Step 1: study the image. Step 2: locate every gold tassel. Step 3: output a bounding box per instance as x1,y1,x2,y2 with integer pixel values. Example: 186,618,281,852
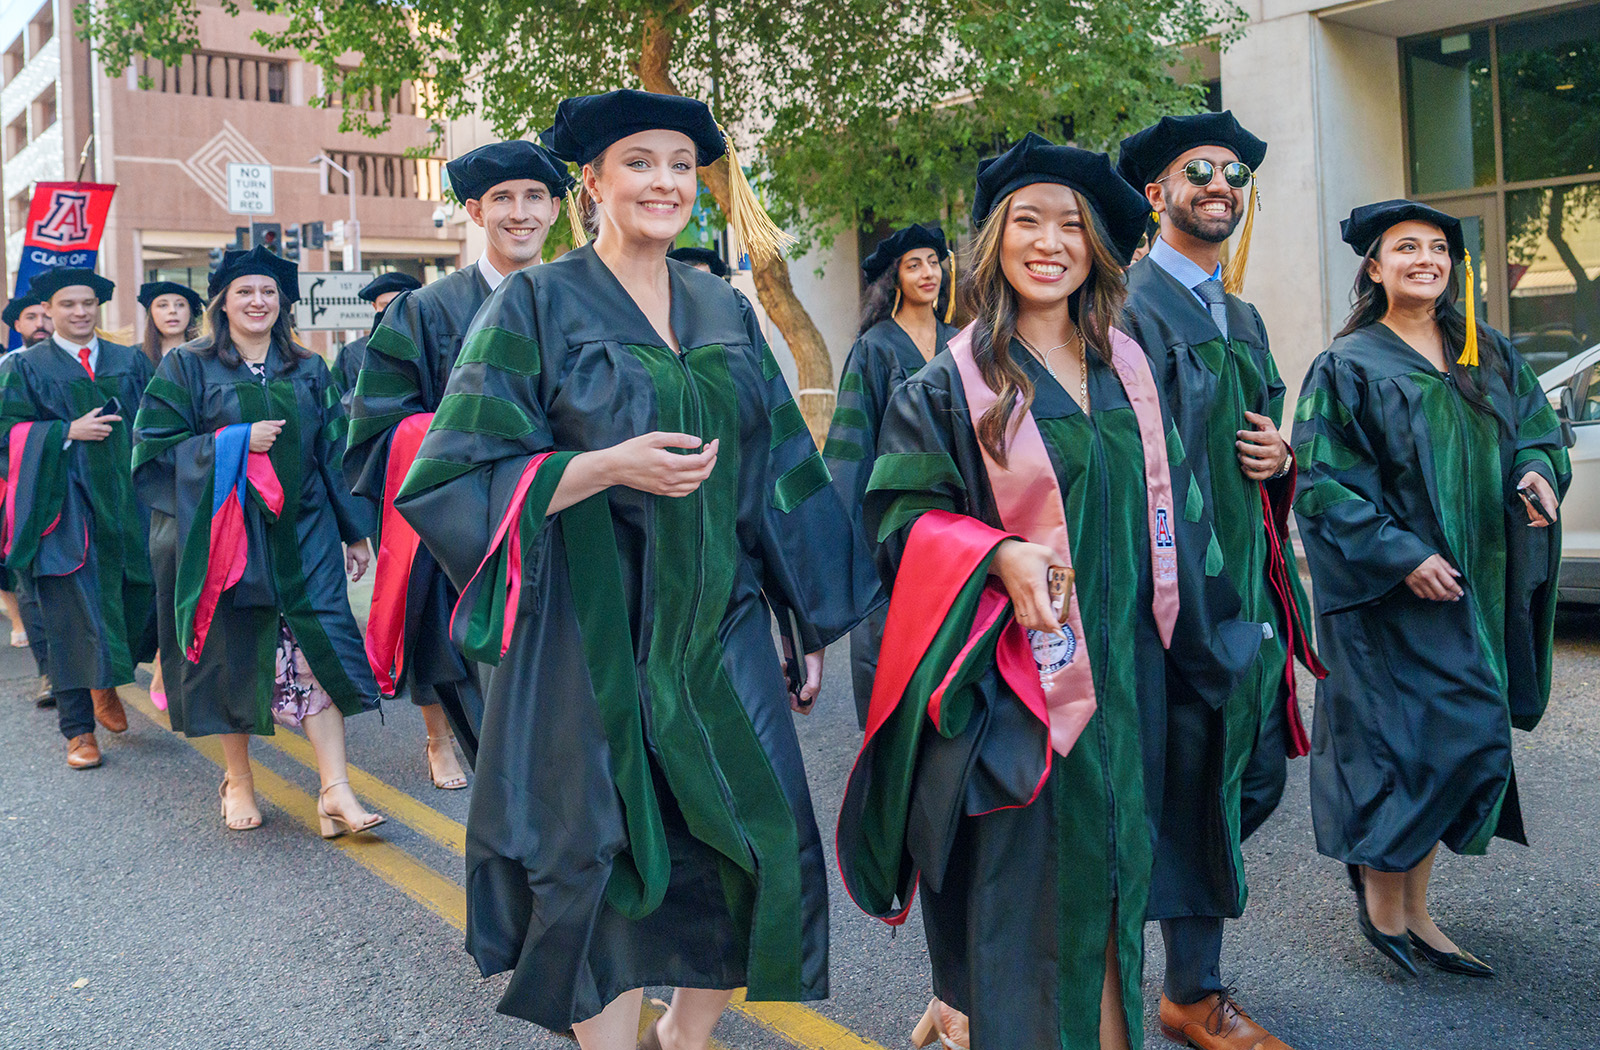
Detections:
719,125,794,267
892,287,901,315
944,252,956,324
565,186,589,248
1459,249,1479,367
1221,182,1257,297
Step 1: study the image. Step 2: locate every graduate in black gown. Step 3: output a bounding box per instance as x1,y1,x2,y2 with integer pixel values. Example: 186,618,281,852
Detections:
1293,201,1567,978
346,140,570,789
1116,112,1322,1049
332,271,421,395
132,247,383,835
835,133,1260,1050
822,222,957,728
393,90,879,1048
666,245,731,278
0,268,155,768
0,291,53,702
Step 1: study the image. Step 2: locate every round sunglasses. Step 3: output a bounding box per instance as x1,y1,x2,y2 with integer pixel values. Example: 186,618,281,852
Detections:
1158,159,1254,189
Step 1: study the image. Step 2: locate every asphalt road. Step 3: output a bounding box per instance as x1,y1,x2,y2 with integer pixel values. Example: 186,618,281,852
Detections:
2,602,1597,1050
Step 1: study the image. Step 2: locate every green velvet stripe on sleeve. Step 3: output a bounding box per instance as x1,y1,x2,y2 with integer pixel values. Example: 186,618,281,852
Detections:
1516,362,1542,397
367,323,420,362
831,405,870,432
839,371,866,394
432,392,536,440
875,491,957,543
143,375,192,407
347,410,412,448
352,369,416,399
866,451,968,496
456,326,541,376
773,450,832,514
823,436,866,462
760,342,782,381
397,456,476,502
1296,432,1362,471
1518,403,1561,442
769,399,808,450
1294,478,1364,518
1294,386,1353,427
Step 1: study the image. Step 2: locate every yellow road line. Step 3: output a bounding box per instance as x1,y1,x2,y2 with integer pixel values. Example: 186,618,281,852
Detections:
125,683,888,1050
259,724,466,854
124,686,466,930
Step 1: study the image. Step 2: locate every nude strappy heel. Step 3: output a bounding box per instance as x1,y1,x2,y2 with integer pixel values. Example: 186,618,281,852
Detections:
316,779,385,838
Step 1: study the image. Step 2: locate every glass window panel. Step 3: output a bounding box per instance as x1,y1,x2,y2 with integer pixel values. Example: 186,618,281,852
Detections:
1404,31,1495,194
1506,185,1600,373
1498,6,1600,182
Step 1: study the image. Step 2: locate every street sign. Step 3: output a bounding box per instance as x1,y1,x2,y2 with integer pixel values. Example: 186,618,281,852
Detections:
227,163,274,215
293,270,375,330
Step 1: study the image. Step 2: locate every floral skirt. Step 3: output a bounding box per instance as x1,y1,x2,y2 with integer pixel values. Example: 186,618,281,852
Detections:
271,619,333,728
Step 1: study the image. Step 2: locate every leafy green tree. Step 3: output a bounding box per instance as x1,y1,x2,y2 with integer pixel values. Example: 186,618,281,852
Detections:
81,0,1238,433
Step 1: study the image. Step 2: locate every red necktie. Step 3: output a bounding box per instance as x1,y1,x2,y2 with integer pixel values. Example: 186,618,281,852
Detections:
77,346,94,380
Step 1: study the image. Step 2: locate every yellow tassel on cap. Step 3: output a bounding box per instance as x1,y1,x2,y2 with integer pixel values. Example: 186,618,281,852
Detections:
719,125,794,267
1458,249,1479,367
565,186,589,248
1221,182,1257,296
944,252,956,324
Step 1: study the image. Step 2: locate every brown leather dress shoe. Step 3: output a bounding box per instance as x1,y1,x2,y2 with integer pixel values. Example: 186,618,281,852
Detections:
91,688,128,733
34,674,55,708
1159,992,1293,1050
67,733,102,769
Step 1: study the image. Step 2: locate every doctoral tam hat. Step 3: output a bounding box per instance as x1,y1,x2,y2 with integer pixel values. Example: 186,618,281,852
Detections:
28,267,115,304
1339,199,1464,258
972,133,1150,265
668,246,731,278
358,271,422,303
208,245,300,305
2,294,40,327
446,139,575,203
861,224,949,283
137,280,204,317
1114,110,1268,191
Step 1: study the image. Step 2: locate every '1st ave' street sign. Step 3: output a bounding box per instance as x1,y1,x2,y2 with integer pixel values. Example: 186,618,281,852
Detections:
227,163,274,216
294,270,375,331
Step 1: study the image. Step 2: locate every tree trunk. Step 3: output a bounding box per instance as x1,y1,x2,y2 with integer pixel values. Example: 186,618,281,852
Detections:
635,11,836,443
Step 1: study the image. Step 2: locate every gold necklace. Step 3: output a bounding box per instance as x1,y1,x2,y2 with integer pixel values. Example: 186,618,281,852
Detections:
1021,332,1089,412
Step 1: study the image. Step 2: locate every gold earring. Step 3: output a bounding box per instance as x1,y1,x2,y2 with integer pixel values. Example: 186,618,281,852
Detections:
892,288,902,314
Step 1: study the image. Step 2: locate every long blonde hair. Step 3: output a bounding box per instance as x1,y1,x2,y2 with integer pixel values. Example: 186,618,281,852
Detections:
960,188,1128,466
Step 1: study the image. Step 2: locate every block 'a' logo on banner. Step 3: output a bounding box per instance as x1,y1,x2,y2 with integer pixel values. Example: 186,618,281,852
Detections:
30,190,95,248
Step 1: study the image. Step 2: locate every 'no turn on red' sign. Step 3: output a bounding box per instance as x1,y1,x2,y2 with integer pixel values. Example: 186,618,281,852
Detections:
227,163,274,216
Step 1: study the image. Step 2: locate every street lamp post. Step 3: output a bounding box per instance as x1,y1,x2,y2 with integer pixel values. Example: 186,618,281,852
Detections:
308,153,360,271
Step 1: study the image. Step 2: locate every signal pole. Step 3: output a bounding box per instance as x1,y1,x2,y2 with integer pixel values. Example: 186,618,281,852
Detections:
308,153,360,271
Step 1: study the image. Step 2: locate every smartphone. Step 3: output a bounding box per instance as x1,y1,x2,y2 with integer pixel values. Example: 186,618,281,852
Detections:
100,395,123,418
1518,487,1555,526
1047,566,1074,623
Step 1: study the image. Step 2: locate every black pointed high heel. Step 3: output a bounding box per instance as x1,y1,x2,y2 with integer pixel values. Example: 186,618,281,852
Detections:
1348,862,1419,976
1408,932,1495,978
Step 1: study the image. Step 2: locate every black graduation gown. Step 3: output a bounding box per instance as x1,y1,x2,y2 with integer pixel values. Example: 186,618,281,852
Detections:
1122,256,1322,920
0,340,156,691
822,316,956,727
345,264,492,745
332,335,368,395
392,246,880,1028
842,348,1260,1049
1292,324,1568,870
131,344,378,736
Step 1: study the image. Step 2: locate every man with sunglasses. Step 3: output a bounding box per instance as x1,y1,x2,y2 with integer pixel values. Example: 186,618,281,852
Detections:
1117,112,1323,1050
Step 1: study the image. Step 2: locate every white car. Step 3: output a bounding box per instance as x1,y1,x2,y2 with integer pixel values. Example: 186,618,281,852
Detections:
1541,343,1600,605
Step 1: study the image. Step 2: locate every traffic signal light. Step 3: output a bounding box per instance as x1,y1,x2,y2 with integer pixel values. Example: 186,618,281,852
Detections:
250,221,283,255
305,221,326,250
284,223,302,262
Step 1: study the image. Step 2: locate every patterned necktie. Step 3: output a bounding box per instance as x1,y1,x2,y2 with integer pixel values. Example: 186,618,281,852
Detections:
77,346,94,379
1195,278,1229,342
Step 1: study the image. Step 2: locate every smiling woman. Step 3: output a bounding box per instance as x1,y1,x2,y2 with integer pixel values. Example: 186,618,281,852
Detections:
391,89,880,1050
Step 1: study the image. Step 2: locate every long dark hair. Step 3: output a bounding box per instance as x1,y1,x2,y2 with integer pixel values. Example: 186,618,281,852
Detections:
195,287,310,370
960,188,1127,466
141,305,199,366
1336,230,1503,421
857,255,953,337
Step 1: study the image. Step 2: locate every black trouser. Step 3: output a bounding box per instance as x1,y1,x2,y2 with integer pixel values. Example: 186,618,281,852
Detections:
13,575,49,677
1165,689,1292,1003
57,687,94,740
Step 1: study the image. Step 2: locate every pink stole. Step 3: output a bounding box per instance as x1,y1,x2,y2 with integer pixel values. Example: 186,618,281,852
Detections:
948,323,1179,756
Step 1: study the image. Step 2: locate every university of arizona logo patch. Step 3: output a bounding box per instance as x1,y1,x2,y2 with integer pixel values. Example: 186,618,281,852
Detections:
1029,624,1076,679
31,191,93,248
1154,507,1175,549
